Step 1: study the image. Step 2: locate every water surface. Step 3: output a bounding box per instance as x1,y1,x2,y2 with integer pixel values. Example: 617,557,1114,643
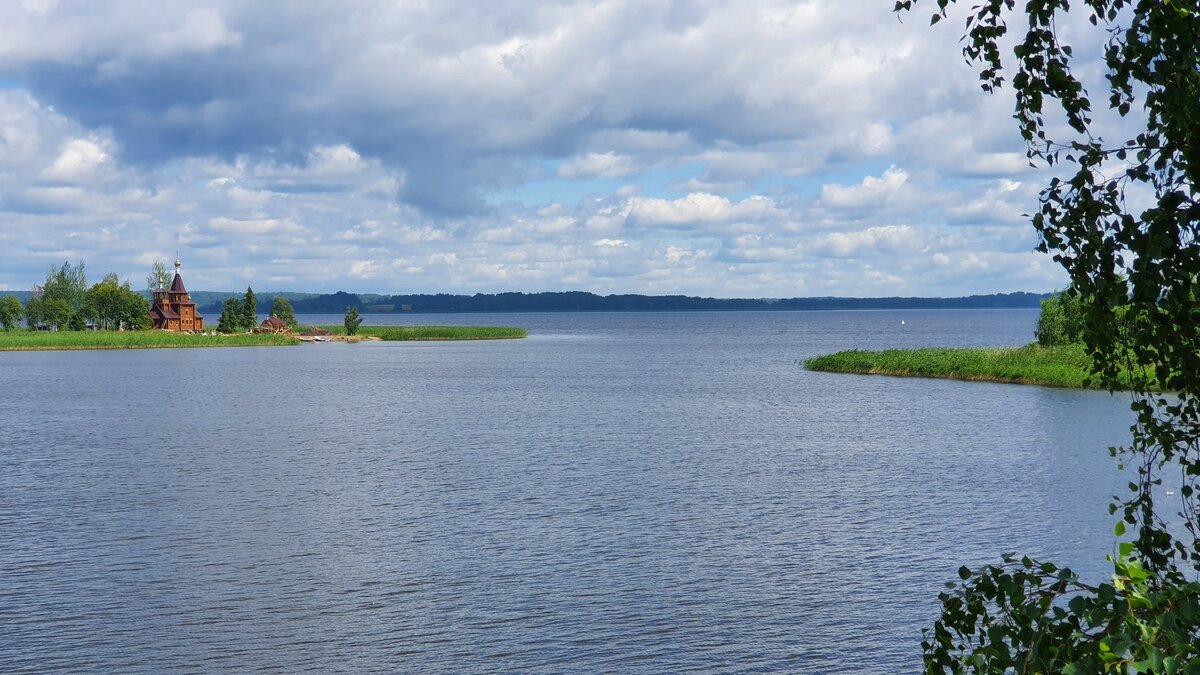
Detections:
0,310,1133,672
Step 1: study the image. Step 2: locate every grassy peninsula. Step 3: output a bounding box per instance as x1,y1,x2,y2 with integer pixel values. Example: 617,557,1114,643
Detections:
317,325,528,340
0,324,526,351
803,344,1105,389
0,329,299,351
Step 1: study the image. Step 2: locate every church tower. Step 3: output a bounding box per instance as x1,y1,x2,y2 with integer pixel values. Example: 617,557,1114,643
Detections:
149,257,205,331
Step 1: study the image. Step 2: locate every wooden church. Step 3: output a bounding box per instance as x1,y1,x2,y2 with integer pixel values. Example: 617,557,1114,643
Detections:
149,258,204,332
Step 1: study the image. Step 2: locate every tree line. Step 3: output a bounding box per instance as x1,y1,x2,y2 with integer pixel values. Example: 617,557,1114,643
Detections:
214,287,301,333
0,260,304,335
266,290,1049,315
0,261,149,331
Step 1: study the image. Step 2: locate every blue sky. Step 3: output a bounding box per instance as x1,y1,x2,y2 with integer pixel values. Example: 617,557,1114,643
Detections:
0,1,1077,296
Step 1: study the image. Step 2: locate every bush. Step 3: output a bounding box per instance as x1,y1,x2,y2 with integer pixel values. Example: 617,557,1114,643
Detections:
1035,290,1085,346
344,306,362,336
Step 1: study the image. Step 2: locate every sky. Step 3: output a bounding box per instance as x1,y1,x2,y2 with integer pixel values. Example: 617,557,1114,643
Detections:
0,1,1083,297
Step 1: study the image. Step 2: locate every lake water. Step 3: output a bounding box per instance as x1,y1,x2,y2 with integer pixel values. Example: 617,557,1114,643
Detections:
0,310,1134,673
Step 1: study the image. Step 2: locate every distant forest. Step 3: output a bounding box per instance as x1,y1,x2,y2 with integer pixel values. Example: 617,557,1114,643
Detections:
218,290,1049,314
0,289,1049,315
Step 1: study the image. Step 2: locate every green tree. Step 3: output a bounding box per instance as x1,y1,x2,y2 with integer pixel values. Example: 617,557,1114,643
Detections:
242,286,257,330
147,259,170,291
1035,289,1086,347
217,297,245,333
85,279,125,331
0,295,22,330
900,0,1200,670
344,306,362,336
121,291,149,331
40,298,72,331
85,275,149,330
268,296,298,329
41,260,87,314
24,294,42,328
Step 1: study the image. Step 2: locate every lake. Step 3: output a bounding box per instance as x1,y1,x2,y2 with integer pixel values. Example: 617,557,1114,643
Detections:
0,309,1133,672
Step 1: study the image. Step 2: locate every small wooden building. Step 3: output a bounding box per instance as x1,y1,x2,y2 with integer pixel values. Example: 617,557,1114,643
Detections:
260,316,288,332
149,258,204,332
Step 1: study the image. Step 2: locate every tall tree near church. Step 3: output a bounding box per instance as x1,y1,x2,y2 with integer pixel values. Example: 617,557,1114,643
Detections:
147,259,170,292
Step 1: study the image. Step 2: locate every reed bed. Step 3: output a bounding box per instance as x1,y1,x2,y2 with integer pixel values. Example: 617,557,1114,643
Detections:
317,325,527,340
803,344,1110,389
0,330,299,351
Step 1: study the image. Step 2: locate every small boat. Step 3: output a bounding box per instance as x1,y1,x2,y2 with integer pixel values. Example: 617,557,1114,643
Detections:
313,336,329,342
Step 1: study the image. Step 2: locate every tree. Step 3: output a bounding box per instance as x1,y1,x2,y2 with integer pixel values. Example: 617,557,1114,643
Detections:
39,298,72,331
344,306,362,336
122,289,149,331
268,296,298,330
147,259,170,292
217,297,245,333
242,286,257,330
0,295,22,330
900,0,1200,669
85,275,149,330
85,279,125,331
1034,288,1086,346
41,260,87,315
24,294,42,329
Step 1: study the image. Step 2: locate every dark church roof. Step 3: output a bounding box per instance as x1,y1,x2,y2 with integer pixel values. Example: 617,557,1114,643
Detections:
169,272,187,293
150,305,179,320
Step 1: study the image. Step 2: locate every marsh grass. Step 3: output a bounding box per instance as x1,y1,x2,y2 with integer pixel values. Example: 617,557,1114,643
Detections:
802,344,1119,389
317,325,527,340
0,329,299,351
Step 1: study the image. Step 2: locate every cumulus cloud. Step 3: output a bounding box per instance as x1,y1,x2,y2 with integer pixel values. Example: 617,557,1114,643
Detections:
42,138,109,181
557,152,636,179
820,167,910,211
0,1,1072,296
628,193,784,230
813,224,925,258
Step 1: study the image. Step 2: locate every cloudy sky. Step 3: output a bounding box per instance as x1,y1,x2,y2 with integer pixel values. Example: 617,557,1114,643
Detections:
0,1,1077,296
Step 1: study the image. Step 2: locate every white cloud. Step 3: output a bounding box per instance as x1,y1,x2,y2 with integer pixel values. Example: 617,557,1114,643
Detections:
628,193,783,229
207,217,302,236
814,225,924,258
0,1,1075,296
42,138,108,181
820,167,909,210
557,152,636,179
148,9,242,57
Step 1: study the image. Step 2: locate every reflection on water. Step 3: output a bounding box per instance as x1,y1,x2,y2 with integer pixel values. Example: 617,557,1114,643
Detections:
0,310,1132,672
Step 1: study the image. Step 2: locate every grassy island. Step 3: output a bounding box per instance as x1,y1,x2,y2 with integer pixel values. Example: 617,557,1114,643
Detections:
316,325,528,341
0,329,299,351
803,344,1112,389
0,324,527,351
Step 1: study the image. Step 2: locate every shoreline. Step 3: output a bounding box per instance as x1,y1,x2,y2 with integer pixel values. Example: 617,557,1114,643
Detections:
0,324,528,351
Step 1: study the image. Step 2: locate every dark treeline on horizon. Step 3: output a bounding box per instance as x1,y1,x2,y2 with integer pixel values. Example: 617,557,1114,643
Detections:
0,289,1050,315
277,290,1048,314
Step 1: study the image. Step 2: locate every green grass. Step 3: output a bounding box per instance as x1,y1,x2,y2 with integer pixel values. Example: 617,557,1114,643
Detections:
803,343,1109,389
317,325,527,340
0,329,299,351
